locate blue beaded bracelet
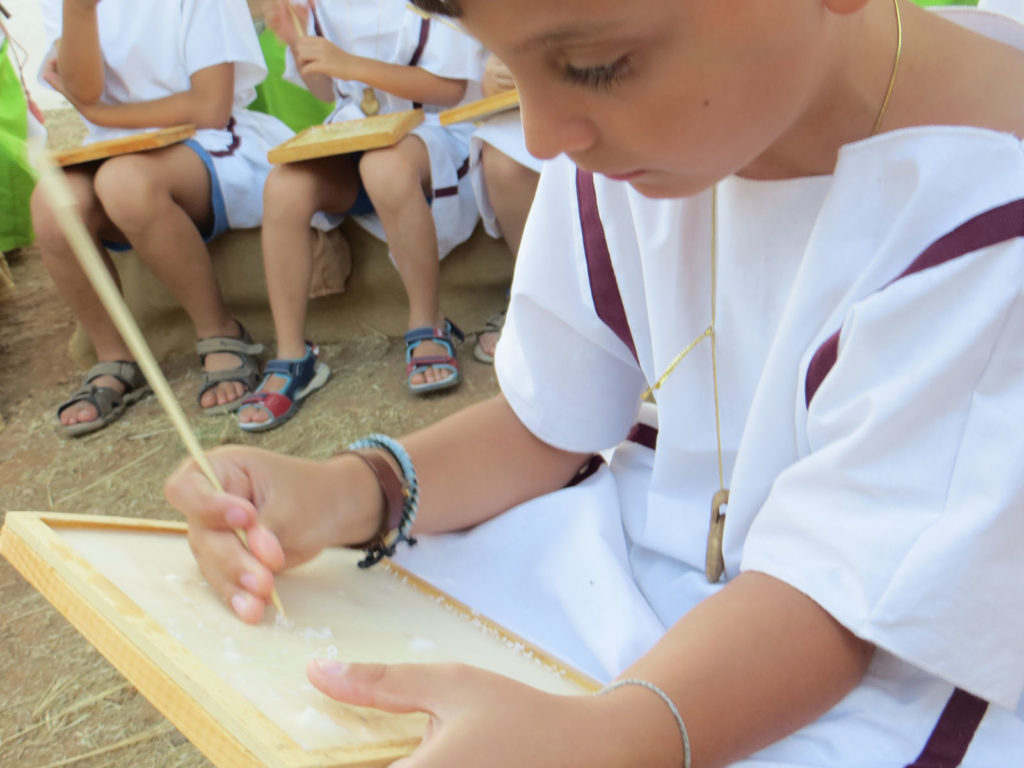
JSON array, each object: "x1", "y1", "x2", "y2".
[{"x1": 347, "y1": 433, "x2": 419, "y2": 567}]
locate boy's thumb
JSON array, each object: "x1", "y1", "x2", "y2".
[{"x1": 307, "y1": 660, "x2": 448, "y2": 716}]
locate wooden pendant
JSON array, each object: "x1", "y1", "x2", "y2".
[
  {"x1": 705, "y1": 488, "x2": 728, "y2": 583},
  {"x1": 361, "y1": 87, "x2": 382, "y2": 116}
]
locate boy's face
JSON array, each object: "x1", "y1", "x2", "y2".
[{"x1": 460, "y1": 0, "x2": 834, "y2": 198}]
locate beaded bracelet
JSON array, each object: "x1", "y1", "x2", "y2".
[
  {"x1": 346, "y1": 433, "x2": 419, "y2": 568},
  {"x1": 599, "y1": 678, "x2": 691, "y2": 768}
]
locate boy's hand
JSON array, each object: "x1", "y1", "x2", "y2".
[
  {"x1": 295, "y1": 36, "x2": 361, "y2": 82},
  {"x1": 307, "y1": 661, "x2": 625, "y2": 768},
  {"x1": 165, "y1": 447, "x2": 384, "y2": 624},
  {"x1": 267, "y1": 0, "x2": 309, "y2": 49},
  {"x1": 482, "y1": 55, "x2": 516, "y2": 97}
]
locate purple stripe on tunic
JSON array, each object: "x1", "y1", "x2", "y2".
[
  {"x1": 309, "y1": 0, "x2": 324, "y2": 37},
  {"x1": 627, "y1": 422, "x2": 658, "y2": 450},
  {"x1": 209, "y1": 117, "x2": 240, "y2": 158},
  {"x1": 904, "y1": 688, "x2": 989, "y2": 768},
  {"x1": 805, "y1": 198, "x2": 1024, "y2": 406},
  {"x1": 575, "y1": 169, "x2": 639, "y2": 364}
]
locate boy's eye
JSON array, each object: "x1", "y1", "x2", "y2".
[{"x1": 563, "y1": 55, "x2": 632, "y2": 90}]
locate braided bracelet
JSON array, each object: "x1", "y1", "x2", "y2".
[
  {"x1": 346, "y1": 434, "x2": 419, "y2": 568},
  {"x1": 599, "y1": 678, "x2": 691, "y2": 768}
]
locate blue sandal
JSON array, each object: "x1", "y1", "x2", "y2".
[
  {"x1": 404, "y1": 319, "x2": 464, "y2": 394},
  {"x1": 237, "y1": 343, "x2": 330, "y2": 432}
]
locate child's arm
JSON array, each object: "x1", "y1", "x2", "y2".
[
  {"x1": 164, "y1": 394, "x2": 591, "y2": 623},
  {"x1": 265, "y1": 0, "x2": 335, "y2": 103},
  {"x1": 55, "y1": 0, "x2": 104, "y2": 104},
  {"x1": 46, "y1": 62, "x2": 235, "y2": 130},
  {"x1": 307, "y1": 571, "x2": 873, "y2": 768},
  {"x1": 295, "y1": 36, "x2": 468, "y2": 107}
]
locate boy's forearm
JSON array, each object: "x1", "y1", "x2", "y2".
[
  {"x1": 613, "y1": 572, "x2": 874, "y2": 768},
  {"x1": 58, "y1": 1, "x2": 104, "y2": 104},
  {"x1": 302, "y1": 71, "x2": 336, "y2": 103},
  {"x1": 350, "y1": 57, "x2": 467, "y2": 108},
  {"x1": 402, "y1": 394, "x2": 591, "y2": 534},
  {"x1": 75, "y1": 64, "x2": 234, "y2": 130}
]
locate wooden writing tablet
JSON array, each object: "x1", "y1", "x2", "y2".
[
  {"x1": 439, "y1": 90, "x2": 520, "y2": 127},
  {"x1": 52, "y1": 124, "x2": 196, "y2": 167},
  {"x1": 0, "y1": 512, "x2": 597, "y2": 768},
  {"x1": 268, "y1": 110, "x2": 425, "y2": 164}
]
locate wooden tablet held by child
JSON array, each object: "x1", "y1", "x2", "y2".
[
  {"x1": 268, "y1": 110, "x2": 425, "y2": 164},
  {"x1": 439, "y1": 90, "x2": 520, "y2": 126},
  {"x1": 0, "y1": 512, "x2": 597, "y2": 768},
  {"x1": 52, "y1": 124, "x2": 197, "y2": 167}
]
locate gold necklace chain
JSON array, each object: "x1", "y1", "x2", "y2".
[
  {"x1": 872, "y1": 0, "x2": 903, "y2": 137},
  {"x1": 641, "y1": 0, "x2": 903, "y2": 582}
]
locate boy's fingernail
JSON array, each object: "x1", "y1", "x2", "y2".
[
  {"x1": 231, "y1": 594, "x2": 249, "y2": 617},
  {"x1": 239, "y1": 572, "x2": 260, "y2": 592},
  {"x1": 315, "y1": 659, "x2": 348, "y2": 677},
  {"x1": 226, "y1": 506, "x2": 249, "y2": 527}
]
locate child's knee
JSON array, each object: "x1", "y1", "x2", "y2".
[
  {"x1": 359, "y1": 150, "x2": 425, "y2": 213},
  {"x1": 93, "y1": 157, "x2": 163, "y2": 231},
  {"x1": 262, "y1": 164, "x2": 319, "y2": 221}
]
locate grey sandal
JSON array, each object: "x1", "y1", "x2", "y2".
[
  {"x1": 473, "y1": 308, "x2": 506, "y2": 364},
  {"x1": 56, "y1": 360, "x2": 151, "y2": 438},
  {"x1": 196, "y1": 322, "x2": 264, "y2": 415}
]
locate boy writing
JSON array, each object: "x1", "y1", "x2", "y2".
[{"x1": 169, "y1": 1, "x2": 1024, "y2": 764}]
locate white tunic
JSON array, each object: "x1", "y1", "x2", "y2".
[
  {"x1": 396, "y1": 9, "x2": 1024, "y2": 766},
  {"x1": 39, "y1": 0, "x2": 292, "y2": 228},
  {"x1": 470, "y1": 108, "x2": 543, "y2": 240},
  {"x1": 286, "y1": 0, "x2": 484, "y2": 257}
]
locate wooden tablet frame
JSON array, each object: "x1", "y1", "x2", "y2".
[
  {"x1": 0, "y1": 512, "x2": 596, "y2": 768},
  {"x1": 268, "y1": 110, "x2": 425, "y2": 164},
  {"x1": 52, "y1": 124, "x2": 197, "y2": 167},
  {"x1": 439, "y1": 90, "x2": 520, "y2": 127}
]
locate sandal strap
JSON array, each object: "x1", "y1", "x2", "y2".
[
  {"x1": 256, "y1": 345, "x2": 320, "y2": 399},
  {"x1": 238, "y1": 391, "x2": 293, "y2": 418},
  {"x1": 195, "y1": 322, "x2": 264, "y2": 362},
  {"x1": 83, "y1": 360, "x2": 147, "y2": 391}
]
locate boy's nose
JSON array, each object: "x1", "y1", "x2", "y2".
[{"x1": 519, "y1": 91, "x2": 598, "y2": 162}]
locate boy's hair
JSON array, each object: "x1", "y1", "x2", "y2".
[{"x1": 410, "y1": 0, "x2": 462, "y2": 18}]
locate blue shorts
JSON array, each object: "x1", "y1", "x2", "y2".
[{"x1": 102, "y1": 138, "x2": 229, "y2": 252}]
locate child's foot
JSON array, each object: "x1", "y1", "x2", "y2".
[
  {"x1": 237, "y1": 343, "x2": 330, "y2": 432},
  {"x1": 473, "y1": 308, "x2": 507, "y2": 365},
  {"x1": 56, "y1": 361, "x2": 151, "y2": 437},
  {"x1": 196, "y1": 321, "x2": 265, "y2": 415},
  {"x1": 405, "y1": 320, "x2": 465, "y2": 394}
]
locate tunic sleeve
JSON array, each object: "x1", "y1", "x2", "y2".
[
  {"x1": 37, "y1": 0, "x2": 62, "y2": 84},
  {"x1": 495, "y1": 157, "x2": 647, "y2": 453},
  {"x1": 180, "y1": 0, "x2": 267, "y2": 100},
  {"x1": 403, "y1": 15, "x2": 484, "y2": 82},
  {"x1": 741, "y1": 237, "x2": 1024, "y2": 709}
]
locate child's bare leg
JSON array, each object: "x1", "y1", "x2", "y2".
[
  {"x1": 239, "y1": 156, "x2": 360, "y2": 427},
  {"x1": 92, "y1": 145, "x2": 241, "y2": 410},
  {"x1": 31, "y1": 167, "x2": 135, "y2": 428},
  {"x1": 478, "y1": 143, "x2": 540, "y2": 358},
  {"x1": 359, "y1": 137, "x2": 450, "y2": 387}
]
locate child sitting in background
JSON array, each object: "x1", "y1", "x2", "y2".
[
  {"x1": 34, "y1": 0, "x2": 292, "y2": 437},
  {"x1": 237, "y1": 0, "x2": 483, "y2": 432}
]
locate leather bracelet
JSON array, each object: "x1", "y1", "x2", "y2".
[{"x1": 338, "y1": 449, "x2": 405, "y2": 551}]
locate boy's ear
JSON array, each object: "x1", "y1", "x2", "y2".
[{"x1": 823, "y1": 0, "x2": 873, "y2": 16}]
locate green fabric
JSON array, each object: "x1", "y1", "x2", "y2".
[
  {"x1": 249, "y1": 30, "x2": 332, "y2": 133},
  {"x1": 913, "y1": 0, "x2": 978, "y2": 6},
  {"x1": 0, "y1": 39, "x2": 36, "y2": 252}
]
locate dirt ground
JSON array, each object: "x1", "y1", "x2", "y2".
[{"x1": 0, "y1": 118, "x2": 502, "y2": 767}]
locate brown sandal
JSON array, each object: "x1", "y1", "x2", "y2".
[
  {"x1": 196, "y1": 322, "x2": 264, "y2": 415},
  {"x1": 56, "y1": 360, "x2": 151, "y2": 438}
]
